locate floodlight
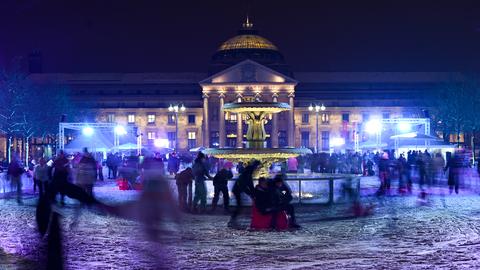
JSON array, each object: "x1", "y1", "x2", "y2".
[
  {"x1": 365, "y1": 120, "x2": 382, "y2": 134},
  {"x1": 82, "y1": 126, "x2": 94, "y2": 136},
  {"x1": 154, "y1": 138, "x2": 170, "y2": 148},
  {"x1": 320, "y1": 104, "x2": 326, "y2": 111},
  {"x1": 168, "y1": 105, "x2": 174, "y2": 112},
  {"x1": 180, "y1": 104, "x2": 186, "y2": 112},
  {"x1": 330, "y1": 137, "x2": 345, "y2": 147},
  {"x1": 398, "y1": 122, "x2": 412, "y2": 133},
  {"x1": 114, "y1": 125, "x2": 127, "y2": 135},
  {"x1": 308, "y1": 104, "x2": 313, "y2": 111}
]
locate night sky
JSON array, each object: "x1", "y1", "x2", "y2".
[{"x1": 1, "y1": 0, "x2": 480, "y2": 73}]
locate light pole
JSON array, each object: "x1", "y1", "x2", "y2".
[
  {"x1": 168, "y1": 103, "x2": 186, "y2": 151},
  {"x1": 308, "y1": 103, "x2": 326, "y2": 153}
]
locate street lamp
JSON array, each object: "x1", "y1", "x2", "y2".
[
  {"x1": 308, "y1": 103, "x2": 326, "y2": 153},
  {"x1": 168, "y1": 103, "x2": 186, "y2": 151}
]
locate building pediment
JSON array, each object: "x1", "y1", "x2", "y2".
[{"x1": 200, "y1": 60, "x2": 297, "y2": 86}]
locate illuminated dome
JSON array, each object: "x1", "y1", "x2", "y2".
[
  {"x1": 218, "y1": 35, "x2": 278, "y2": 51},
  {"x1": 209, "y1": 18, "x2": 292, "y2": 76}
]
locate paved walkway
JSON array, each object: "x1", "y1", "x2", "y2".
[{"x1": 1, "y1": 179, "x2": 480, "y2": 269}]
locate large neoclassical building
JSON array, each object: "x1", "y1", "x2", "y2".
[{"x1": 28, "y1": 20, "x2": 464, "y2": 153}]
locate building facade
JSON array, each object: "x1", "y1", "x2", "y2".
[{"x1": 28, "y1": 20, "x2": 465, "y2": 154}]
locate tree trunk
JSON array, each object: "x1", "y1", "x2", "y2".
[
  {"x1": 7, "y1": 135, "x2": 12, "y2": 163},
  {"x1": 25, "y1": 136, "x2": 29, "y2": 167}
]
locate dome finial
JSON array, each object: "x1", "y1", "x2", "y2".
[{"x1": 242, "y1": 14, "x2": 253, "y2": 29}]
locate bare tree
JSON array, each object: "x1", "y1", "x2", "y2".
[
  {"x1": 432, "y1": 78, "x2": 480, "y2": 148},
  {"x1": 0, "y1": 66, "x2": 80, "y2": 163}
]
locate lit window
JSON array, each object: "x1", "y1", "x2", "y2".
[
  {"x1": 188, "y1": 132, "x2": 196, "y2": 148},
  {"x1": 321, "y1": 113, "x2": 330, "y2": 124},
  {"x1": 127, "y1": 114, "x2": 135, "y2": 123},
  {"x1": 107, "y1": 113, "x2": 115, "y2": 123},
  {"x1": 147, "y1": 132, "x2": 156, "y2": 140},
  {"x1": 147, "y1": 114, "x2": 156, "y2": 124},
  {"x1": 168, "y1": 114, "x2": 176, "y2": 125},
  {"x1": 188, "y1": 132, "x2": 196, "y2": 140},
  {"x1": 229, "y1": 114, "x2": 237, "y2": 122}
]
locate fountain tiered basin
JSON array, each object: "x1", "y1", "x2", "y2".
[{"x1": 204, "y1": 101, "x2": 312, "y2": 177}]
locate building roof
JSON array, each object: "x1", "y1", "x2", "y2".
[
  {"x1": 28, "y1": 71, "x2": 466, "y2": 85},
  {"x1": 28, "y1": 72, "x2": 207, "y2": 84},
  {"x1": 295, "y1": 72, "x2": 465, "y2": 83}
]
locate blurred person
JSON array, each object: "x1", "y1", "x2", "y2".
[
  {"x1": 376, "y1": 152, "x2": 390, "y2": 195},
  {"x1": 106, "y1": 152, "x2": 114, "y2": 179},
  {"x1": 433, "y1": 153, "x2": 445, "y2": 185},
  {"x1": 445, "y1": 151, "x2": 463, "y2": 194},
  {"x1": 168, "y1": 152, "x2": 180, "y2": 175},
  {"x1": 51, "y1": 151, "x2": 70, "y2": 205},
  {"x1": 154, "y1": 152, "x2": 165, "y2": 175},
  {"x1": 236, "y1": 161, "x2": 245, "y2": 174},
  {"x1": 287, "y1": 157, "x2": 298, "y2": 173},
  {"x1": 119, "y1": 156, "x2": 140, "y2": 189},
  {"x1": 175, "y1": 167, "x2": 194, "y2": 211},
  {"x1": 229, "y1": 160, "x2": 260, "y2": 227},
  {"x1": 192, "y1": 152, "x2": 212, "y2": 213},
  {"x1": 211, "y1": 162, "x2": 233, "y2": 213},
  {"x1": 254, "y1": 177, "x2": 274, "y2": 215},
  {"x1": 7, "y1": 154, "x2": 25, "y2": 204},
  {"x1": 112, "y1": 153, "x2": 122, "y2": 179},
  {"x1": 34, "y1": 157, "x2": 50, "y2": 198},
  {"x1": 76, "y1": 148, "x2": 97, "y2": 197}
]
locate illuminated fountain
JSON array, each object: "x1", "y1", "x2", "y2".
[{"x1": 204, "y1": 100, "x2": 312, "y2": 177}]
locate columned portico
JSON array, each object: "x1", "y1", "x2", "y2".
[{"x1": 200, "y1": 59, "x2": 298, "y2": 149}]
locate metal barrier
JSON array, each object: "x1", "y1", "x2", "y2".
[{"x1": 165, "y1": 174, "x2": 361, "y2": 205}]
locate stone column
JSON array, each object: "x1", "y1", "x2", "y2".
[
  {"x1": 236, "y1": 113, "x2": 243, "y2": 148},
  {"x1": 219, "y1": 92, "x2": 226, "y2": 147},
  {"x1": 202, "y1": 92, "x2": 209, "y2": 147},
  {"x1": 236, "y1": 93, "x2": 243, "y2": 148},
  {"x1": 288, "y1": 92, "x2": 295, "y2": 147},
  {"x1": 271, "y1": 93, "x2": 279, "y2": 148}
]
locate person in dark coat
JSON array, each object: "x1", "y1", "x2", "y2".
[
  {"x1": 254, "y1": 177, "x2": 274, "y2": 215},
  {"x1": 271, "y1": 174, "x2": 300, "y2": 228},
  {"x1": 211, "y1": 165, "x2": 233, "y2": 213},
  {"x1": 50, "y1": 151, "x2": 70, "y2": 205},
  {"x1": 192, "y1": 152, "x2": 212, "y2": 213},
  {"x1": 228, "y1": 160, "x2": 260, "y2": 227},
  {"x1": 7, "y1": 155, "x2": 25, "y2": 204},
  {"x1": 175, "y1": 167, "x2": 194, "y2": 211},
  {"x1": 445, "y1": 152, "x2": 462, "y2": 194}
]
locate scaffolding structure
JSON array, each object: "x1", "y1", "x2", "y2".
[{"x1": 58, "y1": 122, "x2": 139, "y2": 153}]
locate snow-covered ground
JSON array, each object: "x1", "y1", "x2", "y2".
[{"x1": 2, "y1": 179, "x2": 480, "y2": 269}]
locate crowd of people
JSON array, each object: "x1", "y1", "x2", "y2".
[{"x1": 2, "y1": 147, "x2": 478, "y2": 231}]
